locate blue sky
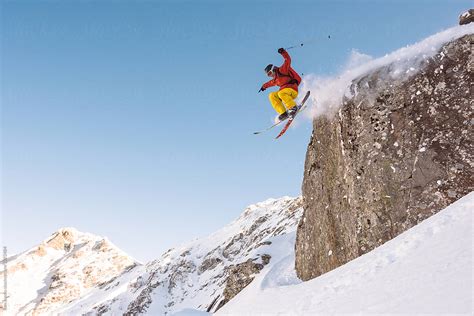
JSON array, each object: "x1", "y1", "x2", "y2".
[{"x1": 2, "y1": 0, "x2": 471, "y2": 261}]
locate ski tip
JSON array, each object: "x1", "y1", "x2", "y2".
[{"x1": 275, "y1": 133, "x2": 285, "y2": 140}]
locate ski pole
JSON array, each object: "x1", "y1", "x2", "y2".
[
  {"x1": 286, "y1": 43, "x2": 305, "y2": 50},
  {"x1": 285, "y1": 35, "x2": 331, "y2": 50}
]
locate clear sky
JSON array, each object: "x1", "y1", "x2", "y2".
[{"x1": 1, "y1": 0, "x2": 471, "y2": 262}]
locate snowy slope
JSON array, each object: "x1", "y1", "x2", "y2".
[
  {"x1": 217, "y1": 192, "x2": 474, "y2": 315},
  {"x1": 58, "y1": 196, "x2": 303, "y2": 315},
  {"x1": 4, "y1": 228, "x2": 139, "y2": 315}
]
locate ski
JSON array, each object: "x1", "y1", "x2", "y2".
[
  {"x1": 253, "y1": 119, "x2": 286, "y2": 135},
  {"x1": 253, "y1": 91, "x2": 311, "y2": 136},
  {"x1": 275, "y1": 91, "x2": 311, "y2": 139}
]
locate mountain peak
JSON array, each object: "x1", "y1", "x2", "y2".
[
  {"x1": 43, "y1": 227, "x2": 81, "y2": 249},
  {"x1": 7, "y1": 228, "x2": 139, "y2": 315}
]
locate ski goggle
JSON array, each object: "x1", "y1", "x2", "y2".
[{"x1": 266, "y1": 67, "x2": 275, "y2": 76}]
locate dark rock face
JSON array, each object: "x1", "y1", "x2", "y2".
[
  {"x1": 215, "y1": 257, "x2": 268, "y2": 311},
  {"x1": 295, "y1": 34, "x2": 473, "y2": 281},
  {"x1": 459, "y1": 9, "x2": 474, "y2": 25}
]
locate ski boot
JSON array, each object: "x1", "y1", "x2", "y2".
[
  {"x1": 287, "y1": 105, "x2": 299, "y2": 117},
  {"x1": 278, "y1": 111, "x2": 289, "y2": 122}
]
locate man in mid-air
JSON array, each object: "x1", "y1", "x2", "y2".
[{"x1": 259, "y1": 48, "x2": 302, "y2": 121}]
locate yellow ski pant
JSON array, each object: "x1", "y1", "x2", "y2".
[{"x1": 268, "y1": 88, "x2": 298, "y2": 114}]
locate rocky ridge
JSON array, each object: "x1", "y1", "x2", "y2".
[
  {"x1": 6, "y1": 196, "x2": 302, "y2": 315},
  {"x1": 81, "y1": 196, "x2": 302, "y2": 315}
]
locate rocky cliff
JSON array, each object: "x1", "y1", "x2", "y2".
[{"x1": 295, "y1": 32, "x2": 473, "y2": 280}]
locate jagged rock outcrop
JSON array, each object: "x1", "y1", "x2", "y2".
[
  {"x1": 215, "y1": 257, "x2": 268, "y2": 311},
  {"x1": 296, "y1": 34, "x2": 473, "y2": 281},
  {"x1": 459, "y1": 9, "x2": 474, "y2": 25}
]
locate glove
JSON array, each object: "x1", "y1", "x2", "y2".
[
  {"x1": 278, "y1": 48, "x2": 285, "y2": 54},
  {"x1": 259, "y1": 86, "x2": 266, "y2": 92}
]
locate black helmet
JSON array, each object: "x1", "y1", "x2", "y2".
[{"x1": 264, "y1": 64, "x2": 275, "y2": 76}]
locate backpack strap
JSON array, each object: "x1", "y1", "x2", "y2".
[{"x1": 276, "y1": 68, "x2": 300, "y2": 85}]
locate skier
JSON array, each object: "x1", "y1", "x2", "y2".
[{"x1": 259, "y1": 48, "x2": 302, "y2": 121}]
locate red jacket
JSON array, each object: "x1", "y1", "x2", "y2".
[{"x1": 262, "y1": 50, "x2": 301, "y2": 92}]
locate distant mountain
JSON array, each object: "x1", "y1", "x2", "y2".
[
  {"x1": 6, "y1": 196, "x2": 302, "y2": 315},
  {"x1": 4, "y1": 227, "x2": 139, "y2": 315}
]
